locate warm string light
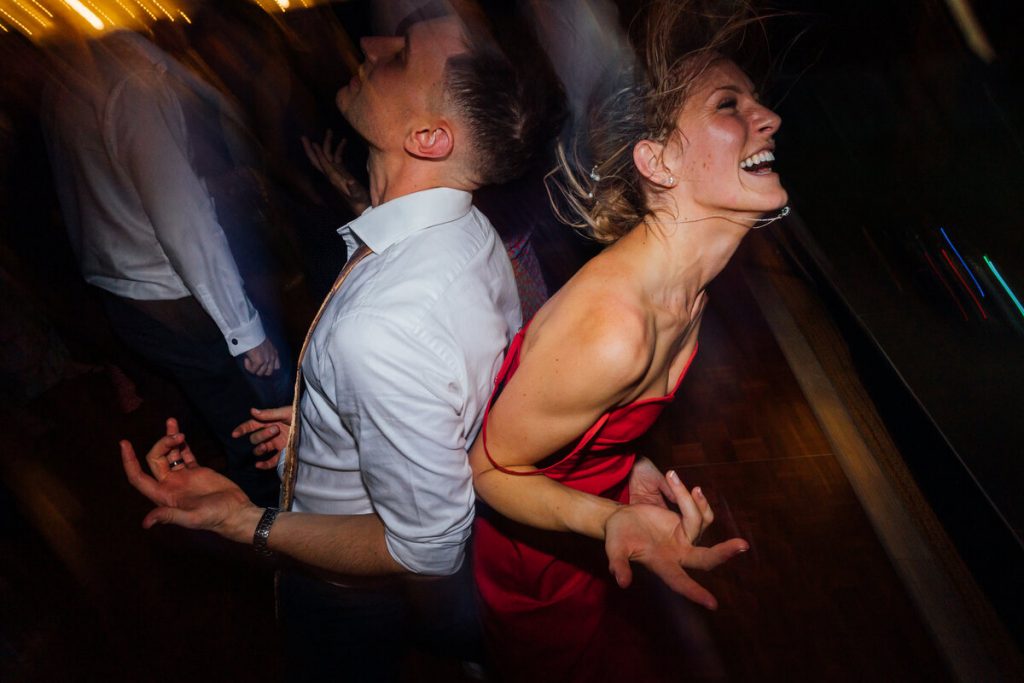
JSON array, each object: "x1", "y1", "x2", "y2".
[
  {"x1": 133, "y1": 0, "x2": 157, "y2": 22},
  {"x1": 0, "y1": 5, "x2": 33, "y2": 34},
  {"x1": 11, "y1": 0, "x2": 49, "y2": 26},
  {"x1": 112, "y1": 0, "x2": 136, "y2": 19},
  {"x1": 27, "y1": 0, "x2": 54, "y2": 18},
  {"x1": 148, "y1": 0, "x2": 173, "y2": 21},
  {"x1": 178, "y1": 9, "x2": 188, "y2": 23}
]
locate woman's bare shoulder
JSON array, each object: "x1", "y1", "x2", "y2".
[{"x1": 528, "y1": 266, "x2": 654, "y2": 396}]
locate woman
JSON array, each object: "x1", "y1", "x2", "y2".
[{"x1": 469, "y1": 3, "x2": 786, "y2": 680}]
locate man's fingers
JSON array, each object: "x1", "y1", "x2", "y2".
[
  {"x1": 232, "y1": 419, "x2": 263, "y2": 438},
  {"x1": 301, "y1": 136, "x2": 323, "y2": 173},
  {"x1": 252, "y1": 406, "x2": 292, "y2": 422},
  {"x1": 248, "y1": 425, "x2": 280, "y2": 447},
  {"x1": 334, "y1": 137, "x2": 347, "y2": 163},
  {"x1": 121, "y1": 440, "x2": 166, "y2": 503},
  {"x1": 143, "y1": 506, "x2": 205, "y2": 531},
  {"x1": 145, "y1": 433, "x2": 186, "y2": 480},
  {"x1": 254, "y1": 452, "x2": 281, "y2": 470}
]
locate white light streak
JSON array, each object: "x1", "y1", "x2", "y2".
[
  {"x1": 62, "y1": 0, "x2": 103, "y2": 29},
  {"x1": 81, "y1": 0, "x2": 114, "y2": 27}
]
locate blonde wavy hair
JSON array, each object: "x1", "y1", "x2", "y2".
[{"x1": 551, "y1": 0, "x2": 773, "y2": 243}]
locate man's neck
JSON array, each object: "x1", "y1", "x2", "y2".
[{"x1": 367, "y1": 149, "x2": 474, "y2": 206}]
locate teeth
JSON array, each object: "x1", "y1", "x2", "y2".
[{"x1": 741, "y1": 150, "x2": 775, "y2": 169}]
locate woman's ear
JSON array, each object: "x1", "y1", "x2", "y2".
[
  {"x1": 633, "y1": 139, "x2": 676, "y2": 188},
  {"x1": 405, "y1": 123, "x2": 453, "y2": 160}
]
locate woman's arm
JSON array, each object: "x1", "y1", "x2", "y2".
[{"x1": 469, "y1": 306, "x2": 650, "y2": 538}]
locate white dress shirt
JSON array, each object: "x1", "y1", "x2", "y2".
[
  {"x1": 42, "y1": 32, "x2": 265, "y2": 355},
  {"x1": 287, "y1": 188, "x2": 521, "y2": 575}
]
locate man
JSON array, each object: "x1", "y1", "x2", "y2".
[
  {"x1": 122, "y1": 9, "x2": 550, "y2": 679},
  {"x1": 44, "y1": 29, "x2": 289, "y2": 505}
]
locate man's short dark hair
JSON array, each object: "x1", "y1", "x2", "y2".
[{"x1": 443, "y1": 33, "x2": 564, "y2": 187}]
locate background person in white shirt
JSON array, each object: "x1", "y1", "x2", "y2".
[
  {"x1": 120, "y1": 6, "x2": 560, "y2": 679},
  {"x1": 43, "y1": 29, "x2": 290, "y2": 506}
]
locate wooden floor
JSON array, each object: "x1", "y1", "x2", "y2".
[
  {"x1": 0, "y1": 242, "x2": 957, "y2": 682},
  {"x1": 641, "y1": 252, "x2": 952, "y2": 682}
]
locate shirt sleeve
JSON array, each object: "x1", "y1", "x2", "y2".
[
  {"x1": 328, "y1": 314, "x2": 475, "y2": 576},
  {"x1": 109, "y1": 67, "x2": 265, "y2": 356}
]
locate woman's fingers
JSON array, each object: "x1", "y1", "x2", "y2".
[
  {"x1": 692, "y1": 486, "x2": 714, "y2": 531},
  {"x1": 666, "y1": 470, "x2": 704, "y2": 542},
  {"x1": 649, "y1": 556, "x2": 718, "y2": 610}
]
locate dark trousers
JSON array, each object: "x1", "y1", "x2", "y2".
[
  {"x1": 102, "y1": 292, "x2": 291, "y2": 506},
  {"x1": 278, "y1": 560, "x2": 483, "y2": 683}
]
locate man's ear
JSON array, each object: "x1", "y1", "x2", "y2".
[
  {"x1": 633, "y1": 139, "x2": 675, "y2": 188},
  {"x1": 405, "y1": 123, "x2": 454, "y2": 160}
]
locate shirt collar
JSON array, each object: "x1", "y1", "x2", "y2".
[{"x1": 337, "y1": 188, "x2": 473, "y2": 254}]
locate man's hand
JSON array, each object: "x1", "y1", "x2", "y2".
[
  {"x1": 121, "y1": 418, "x2": 261, "y2": 543},
  {"x1": 242, "y1": 337, "x2": 280, "y2": 377},
  {"x1": 605, "y1": 470, "x2": 748, "y2": 609},
  {"x1": 232, "y1": 406, "x2": 292, "y2": 469},
  {"x1": 301, "y1": 130, "x2": 371, "y2": 215}
]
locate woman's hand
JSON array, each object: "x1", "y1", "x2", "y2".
[
  {"x1": 627, "y1": 457, "x2": 677, "y2": 508},
  {"x1": 605, "y1": 470, "x2": 748, "y2": 609},
  {"x1": 232, "y1": 406, "x2": 292, "y2": 469},
  {"x1": 301, "y1": 129, "x2": 370, "y2": 215},
  {"x1": 121, "y1": 419, "x2": 261, "y2": 544}
]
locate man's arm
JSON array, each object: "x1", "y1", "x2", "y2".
[
  {"x1": 121, "y1": 424, "x2": 406, "y2": 576},
  {"x1": 111, "y1": 68, "x2": 269, "y2": 361}
]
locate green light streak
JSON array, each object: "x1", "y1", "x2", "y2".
[{"x1": 984, "y1": 255, "x2": 1024, "y2": 320}]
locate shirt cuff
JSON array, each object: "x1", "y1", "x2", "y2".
[
  {"x1": 223, "y1": 313, "x2": 266, "y2": 357},
  {"x1": 384, "y1": 531, "x2": 467, "y2": 576}
]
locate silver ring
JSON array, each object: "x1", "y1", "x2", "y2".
[{"x1": 167, "y1": 458, "x2": 186, "y2": 469}]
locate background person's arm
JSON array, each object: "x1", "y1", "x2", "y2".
[{"x1": 112, "y1": 69, "x2": 269, "y2": 364}]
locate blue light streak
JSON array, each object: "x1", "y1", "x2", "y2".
[{"x1": 940, "y1": 227, "x2": 985, "y2": 298}]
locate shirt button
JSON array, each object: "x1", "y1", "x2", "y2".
[{"x1": 231, "y1": 338, "x2": 239, "y2": 345}]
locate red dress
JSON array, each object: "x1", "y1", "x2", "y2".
[{"x1": 473, "y1": 323, "x2": 698, "y2": 682}]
